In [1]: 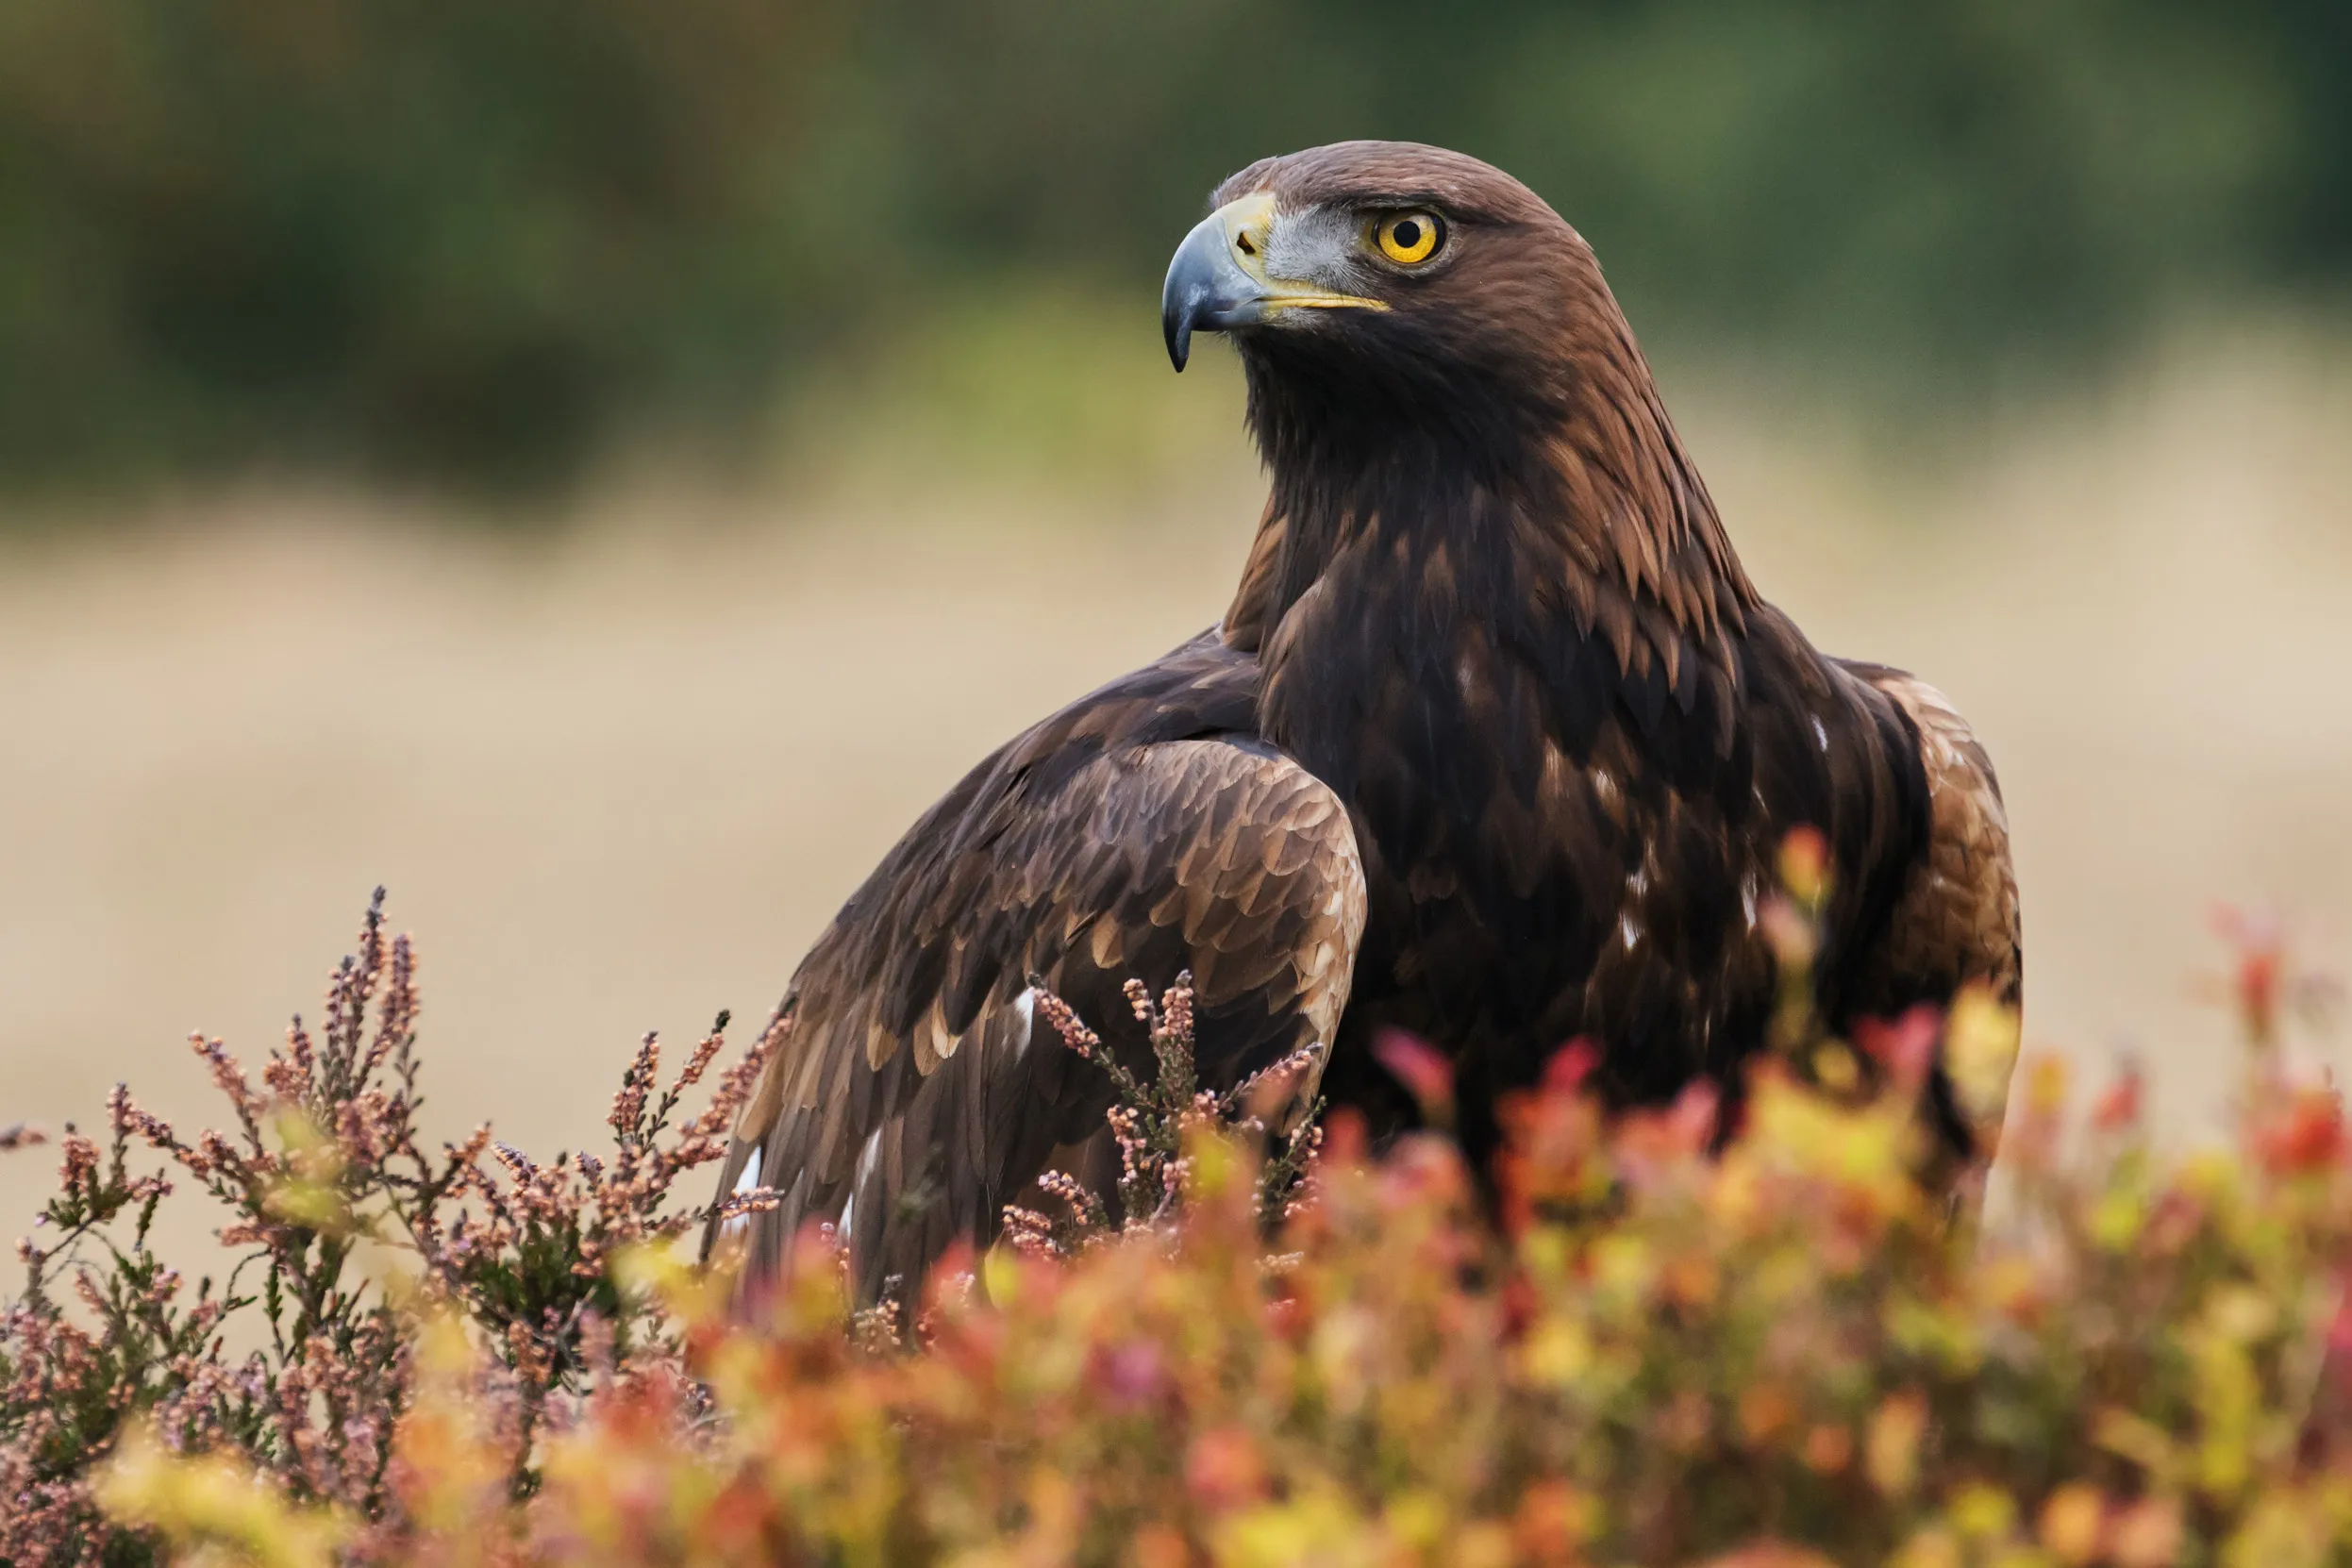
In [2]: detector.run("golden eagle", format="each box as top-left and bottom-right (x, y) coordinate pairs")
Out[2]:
(709, 142), (2019, 1296)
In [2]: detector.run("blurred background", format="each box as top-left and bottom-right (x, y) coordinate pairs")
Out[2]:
(5, 0), (2351, 1236)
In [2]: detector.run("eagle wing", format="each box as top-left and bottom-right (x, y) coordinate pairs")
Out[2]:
(1842, 663), (2022, 1157)
(706, 635), (1366, 1300)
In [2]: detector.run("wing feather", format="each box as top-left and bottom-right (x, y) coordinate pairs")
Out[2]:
(705, 636), (1366, 1302)
(1841, 665), (2022, 1014)
(1841, 661), (2023, 1175)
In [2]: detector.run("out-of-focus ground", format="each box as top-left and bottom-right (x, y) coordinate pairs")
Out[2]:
(4, 325), (2351, 1247)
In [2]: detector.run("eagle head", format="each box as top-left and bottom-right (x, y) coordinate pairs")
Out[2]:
(1162, 141), (1620, 475)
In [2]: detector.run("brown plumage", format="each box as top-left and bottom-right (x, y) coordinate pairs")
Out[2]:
(709, 142), (2019, 1293)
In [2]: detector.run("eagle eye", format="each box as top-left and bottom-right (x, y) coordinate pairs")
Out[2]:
(1371, 209), (1446, 267)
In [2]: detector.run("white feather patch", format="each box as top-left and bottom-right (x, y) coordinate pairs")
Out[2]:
(720, 1144), (762, 1240)
(1011, 986), (1038, 1060)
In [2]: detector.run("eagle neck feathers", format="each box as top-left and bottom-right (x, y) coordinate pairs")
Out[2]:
(1223, 317), (1760, 713)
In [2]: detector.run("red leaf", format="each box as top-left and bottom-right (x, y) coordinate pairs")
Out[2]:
(1543, 1039), (1602, 1095)
(2091, 1065), (2143, 1133)
(1373, 1027), (1455, 1123)
(1852, 1005), (1941, 1091)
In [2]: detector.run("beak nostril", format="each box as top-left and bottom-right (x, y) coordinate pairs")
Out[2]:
(1165, 195), (1380, 373)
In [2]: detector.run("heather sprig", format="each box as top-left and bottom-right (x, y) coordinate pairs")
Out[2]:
(0, 892), (777, 1563)
(1004, 971), (1326, 1259)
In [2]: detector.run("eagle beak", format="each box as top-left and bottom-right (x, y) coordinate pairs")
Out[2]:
(1161, 192), (1387, 371)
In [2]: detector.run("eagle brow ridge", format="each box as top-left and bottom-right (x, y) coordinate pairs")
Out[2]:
(1306, 189), (1517, 226)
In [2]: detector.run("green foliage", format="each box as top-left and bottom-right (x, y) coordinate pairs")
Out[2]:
(0, 0), (2345, 489)
(7, 884), (2352, 1565)
(0, 0), (837, 486)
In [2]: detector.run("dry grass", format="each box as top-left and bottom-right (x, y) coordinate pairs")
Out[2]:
(2, 325), (2349, 1263)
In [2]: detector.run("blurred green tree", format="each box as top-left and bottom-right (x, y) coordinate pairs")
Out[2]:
(0, 0), (839, 485)
(0, 0), (2343, 491)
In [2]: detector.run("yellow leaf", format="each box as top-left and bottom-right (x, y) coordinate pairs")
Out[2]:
(981, 1243), (1023, 1309)
(2039, 1483), (2108, 1565)
(2205, 1284), (2277, 1343)
(1949, 1480), (2017, 1541)
(1889, 1526), (1963, 1568)
(1383, 1490), (1447, 1550)
(1946, 987), (2023, 1133)
(97, 1424), (347, 1568)
(2092, 1187), (2147, 1251)
(2025, 1055), (2070, 1118)
(1213, 1492), (1382, 1568)
(2093, 1408), (2177, 1480)
(1867, 1392), (1927, 1497)
(1520, 1319), (1593, 1387)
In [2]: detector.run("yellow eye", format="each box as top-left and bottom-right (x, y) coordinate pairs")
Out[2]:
(1372, 209), (1445, 266)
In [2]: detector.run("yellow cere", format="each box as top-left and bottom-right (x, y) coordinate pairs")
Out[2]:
(1374, 209), (1443, 265)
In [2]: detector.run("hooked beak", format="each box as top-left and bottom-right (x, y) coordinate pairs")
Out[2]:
(1160, 192), (1387, 371)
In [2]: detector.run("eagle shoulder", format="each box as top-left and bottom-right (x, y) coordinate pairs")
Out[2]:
(1847, 666), (2021, 1009)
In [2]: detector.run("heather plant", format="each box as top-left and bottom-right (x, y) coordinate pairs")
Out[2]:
(7, 879), (2352, 1566)
(0, 891), (779, 1564)
(999, 976), (1326, 1260)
